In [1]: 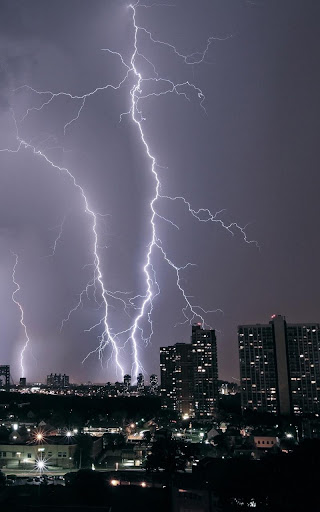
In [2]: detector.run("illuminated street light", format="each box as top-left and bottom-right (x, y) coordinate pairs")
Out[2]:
(110, 479), (120, 486)
(34, 455), (48, 476)
(37, 460), (45, 470)
(66, 431), (72, 437)
(33, 429), (47, 444)
(286, 433), (293, 439)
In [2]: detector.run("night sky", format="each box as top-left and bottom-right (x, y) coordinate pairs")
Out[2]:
(0, 0), (319, 384)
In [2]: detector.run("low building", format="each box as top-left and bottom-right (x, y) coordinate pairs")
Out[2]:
(0, 435), (102, 469)
(253, 435), (279, 450)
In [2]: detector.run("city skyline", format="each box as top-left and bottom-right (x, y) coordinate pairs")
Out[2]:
(0, 1), (320, 383)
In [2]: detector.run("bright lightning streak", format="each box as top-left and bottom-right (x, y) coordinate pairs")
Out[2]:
(11, 252), (30, 378)
(125, 2), (257, 379)
(2, 1), (258, 382)
(2, 114), (125, 378)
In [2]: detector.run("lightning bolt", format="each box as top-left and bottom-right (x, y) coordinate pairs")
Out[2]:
(126, 2), (257, 379)
(2, 114), (126, 378)
(11, 252), (30, 378)
(45, 215), (66, 258)
(2, 1), (258, 382)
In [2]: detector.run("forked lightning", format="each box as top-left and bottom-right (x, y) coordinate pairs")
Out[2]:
(1, 1), (258, 381)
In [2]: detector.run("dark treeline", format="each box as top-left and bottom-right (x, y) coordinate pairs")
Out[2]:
(0, 392), (161, 425)
(194, 439), (320, 510)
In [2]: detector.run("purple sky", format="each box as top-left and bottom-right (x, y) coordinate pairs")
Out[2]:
(0, 0), (320, 384)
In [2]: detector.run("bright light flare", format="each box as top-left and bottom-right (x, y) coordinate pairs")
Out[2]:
(34, 455), (49, 474)
(32, 429), (47, 444)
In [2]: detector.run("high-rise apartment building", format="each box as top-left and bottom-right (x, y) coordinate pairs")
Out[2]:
(47, 373), (70, 388)
(160, 343), (194, 416)
(149, 374), (159, 395)
(0, 365), (10, 392)
(137, 373), (145, 393)
(123, 374), (131, 393)
(239, 315), (320, 415)
(160, 345), (177, 411)
(191, 324), (218, 417)
(160, 324), (218, 418)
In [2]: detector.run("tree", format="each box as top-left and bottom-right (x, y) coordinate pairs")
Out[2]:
(0, 471), (5, 488)
(73, 434), (93, 468)
(103, 433), (126, 450)
(145, 438), (188, 473)
(142, 430), (152, 443)
(70, 470), (110, 505)
(0, 426), (9, 443)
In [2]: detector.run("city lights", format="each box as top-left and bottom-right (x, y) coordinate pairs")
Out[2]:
(32, 429), (47, 445)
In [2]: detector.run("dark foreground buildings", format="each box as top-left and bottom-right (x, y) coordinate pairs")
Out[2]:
(239, 314), (320, 415)
(160, 324), (218, 418)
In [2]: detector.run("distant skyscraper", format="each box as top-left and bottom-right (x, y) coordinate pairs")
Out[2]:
(137, 373), (145, 393)
(19, 377), (27, 387)
(47, 373), (70, 388)
(149, 374), (159, 394)
(239, 315), (320, 415)
(0, 365), (10, 392)
(123, 374), (131, 393)
(160, 324), (218, 418)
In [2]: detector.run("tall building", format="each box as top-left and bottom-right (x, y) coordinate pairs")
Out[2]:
(0, 365), (10, 392)
(191, 324), (218, 417)
(160, 343), (194, 416)
(47, 373), (70, 388)
(123, 374), (131, 393)
(137, 373), (145, 393)
(160, 345), (177, 410)
(174, 343), (194, 417)
(160, 324), (218, 418)
(149, 374), (159, 394)
(239, 315), (320, 415)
